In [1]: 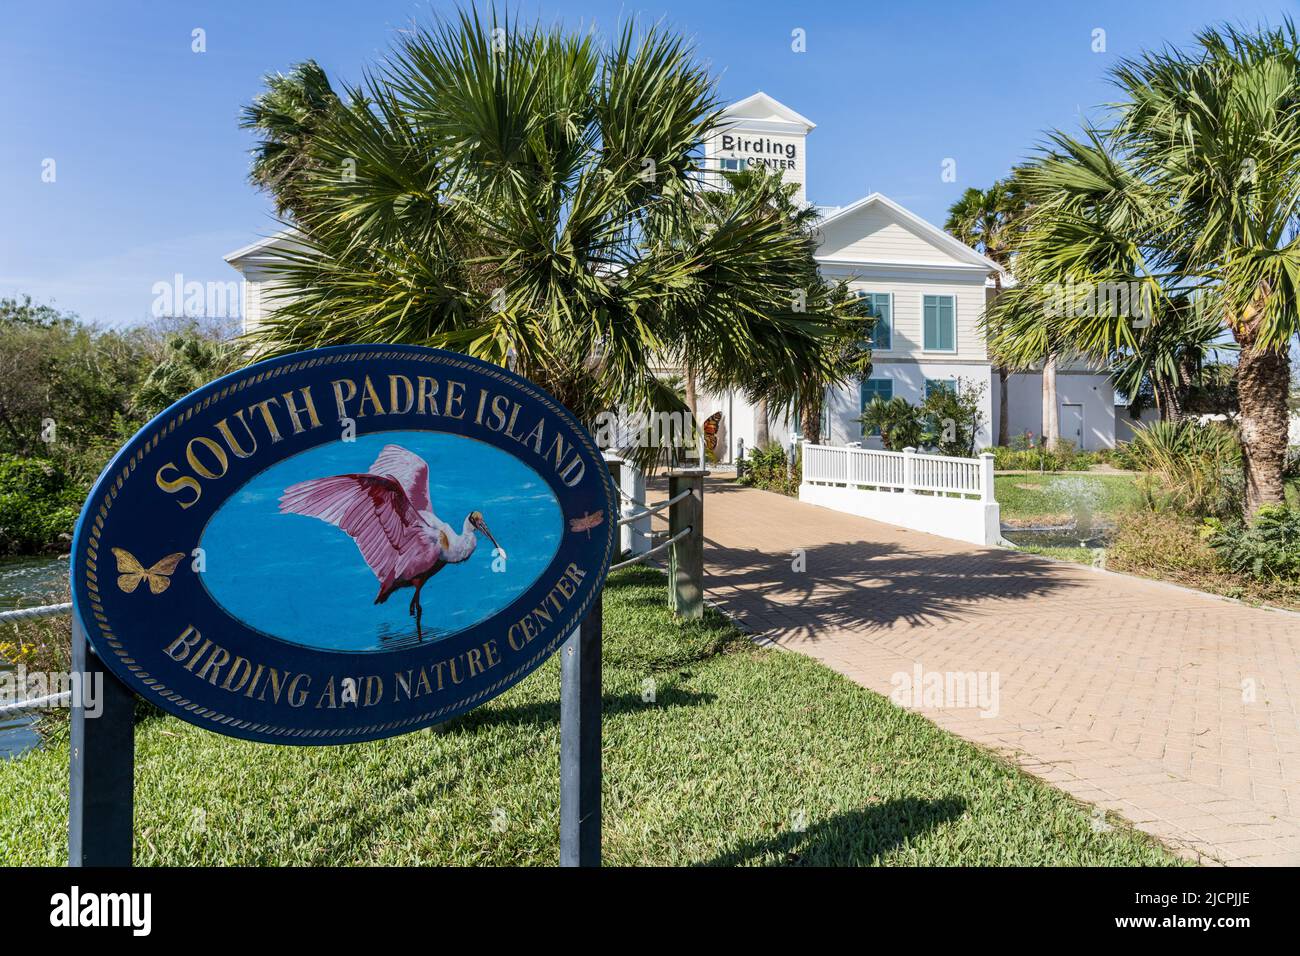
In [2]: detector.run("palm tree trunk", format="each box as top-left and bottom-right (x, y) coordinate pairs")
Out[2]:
(1154, 377), (1184, 422)
(801, 387), (823, 445)
(1042, 355), (1059, 449)
(1236, 343), (1289, 518)
(997, 366), (1010, 446)
(684, 363), (697, 419)
(755, 396), (770, 447)
(990, 274), (1010, 447)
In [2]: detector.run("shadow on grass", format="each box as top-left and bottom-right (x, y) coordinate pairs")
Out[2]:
(450, 687), (716, 735)
(701, 796), (966, 866)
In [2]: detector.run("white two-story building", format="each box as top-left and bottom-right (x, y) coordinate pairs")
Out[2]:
(691, 92), (1124, 461)
(227, 92), (1128, 460)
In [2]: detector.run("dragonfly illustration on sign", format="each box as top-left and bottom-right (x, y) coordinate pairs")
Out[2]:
(278, 444), (505, 642)
(568, 511), (605, 538)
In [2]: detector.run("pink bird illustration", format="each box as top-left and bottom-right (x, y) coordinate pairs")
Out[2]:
(278, 444), (505, 641)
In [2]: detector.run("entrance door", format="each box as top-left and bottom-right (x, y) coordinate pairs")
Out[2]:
(1060, 403), (1084, 448)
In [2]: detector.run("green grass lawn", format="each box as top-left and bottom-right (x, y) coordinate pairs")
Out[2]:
(0, 567), (1181, 866)
(996, 473), (1142, 524)
(1012, 544), (1099, 564)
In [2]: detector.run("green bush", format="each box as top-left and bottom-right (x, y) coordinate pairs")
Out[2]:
(1106, 509), (1220, 577)
(1119, 420), (1242, 519)
(1208, 506), (1300, 581)
(737, 441), (800, 496)
(857, 396), (923, 450)
(0, 456), (81, 554)
(918, 379), (986, 457)
(983, 440), (1097, 472)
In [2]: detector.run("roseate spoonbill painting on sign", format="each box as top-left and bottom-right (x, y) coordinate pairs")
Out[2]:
(278, 444), (505, 642)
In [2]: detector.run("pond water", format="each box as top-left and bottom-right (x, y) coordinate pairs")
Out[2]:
(0, 555), (67, 759)
(1001, 526), (1112, 550)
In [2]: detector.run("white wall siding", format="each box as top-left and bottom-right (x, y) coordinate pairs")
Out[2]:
(1116, 406), (1162, 442)
(825, 271), (991, 363)
(818, 205), (960, 265)
(997, 371), (1116, 450)
(832, 361), (995, 450)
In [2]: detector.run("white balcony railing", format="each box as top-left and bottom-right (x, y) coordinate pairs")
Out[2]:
(801, 442), (994, 501)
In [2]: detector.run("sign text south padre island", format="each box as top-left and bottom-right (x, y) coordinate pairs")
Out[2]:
(71, 345), (616, 744)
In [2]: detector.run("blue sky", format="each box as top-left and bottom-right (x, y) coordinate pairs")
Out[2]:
(0, 0), (1289, 326)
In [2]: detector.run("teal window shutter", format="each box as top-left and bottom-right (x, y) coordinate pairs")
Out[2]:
(923, 295), (955, 350)
(854, 291), (892, 350)
(865, 293), (891, 350)
(859, 378), (894, 436)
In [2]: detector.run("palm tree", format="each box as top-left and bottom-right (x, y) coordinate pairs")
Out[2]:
(239, 60), (344, 221)
(240, 12), (855, 455)
(945, 181), (1023, 445)
(858, 396), (922, 451)
(986, 21), (1300, 517)
(717, 168), (873, 445)
(1108, 296), (1232, 422)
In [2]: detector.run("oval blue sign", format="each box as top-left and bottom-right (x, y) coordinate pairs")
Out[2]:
(71, 345), (616, 744)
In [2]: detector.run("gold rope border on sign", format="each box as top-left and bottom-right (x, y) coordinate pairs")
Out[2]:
(80, 349), (617, 741)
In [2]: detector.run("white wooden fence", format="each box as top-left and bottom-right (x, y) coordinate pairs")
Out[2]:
(799, 443), (1001, 546)
(801, 443), (993, 500)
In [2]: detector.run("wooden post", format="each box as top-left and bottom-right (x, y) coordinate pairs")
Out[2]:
(668, 469), (706, 619)
(560, 600), (602, 866)
(69, 615), (135, 866)
(605, 458), (624, 554)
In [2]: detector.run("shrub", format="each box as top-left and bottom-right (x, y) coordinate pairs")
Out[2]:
(918, 378), (986, 457)
(737, 441), (799, 496)
(984, 440), (1097, 472)
(1208, 506), (1300, 581)
(1106, 509), (1220, 578)
(0, 456), (81, 554)
(1119, 420), (1242, 519)
(857, 396), (923, 451)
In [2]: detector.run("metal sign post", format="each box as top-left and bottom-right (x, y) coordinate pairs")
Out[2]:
(68, 615), (135, 866)
(559, 600), (602, 866)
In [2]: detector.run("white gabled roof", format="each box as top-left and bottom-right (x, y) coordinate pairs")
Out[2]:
(721, 91), (816, 132)
(815, 193), (1002, 273)
(223, 229), (301, 271)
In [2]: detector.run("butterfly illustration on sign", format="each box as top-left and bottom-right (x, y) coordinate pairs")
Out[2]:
(112, 549), (186, 595)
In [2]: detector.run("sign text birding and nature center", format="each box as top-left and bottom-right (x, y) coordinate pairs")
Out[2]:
(72, 345), (616, 745)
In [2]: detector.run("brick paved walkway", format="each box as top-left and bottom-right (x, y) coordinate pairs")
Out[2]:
(676, 478), (1300, 865)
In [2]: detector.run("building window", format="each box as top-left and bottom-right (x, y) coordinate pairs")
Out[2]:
(924, 378), (957, 399)
(719, 157), (742, 172)
(922, 294), (956, 351)
(860, 378), (894, 436)
(854, 292), (892, 350)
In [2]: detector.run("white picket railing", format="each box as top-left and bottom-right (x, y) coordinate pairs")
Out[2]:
(801, 442), (994, 501)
